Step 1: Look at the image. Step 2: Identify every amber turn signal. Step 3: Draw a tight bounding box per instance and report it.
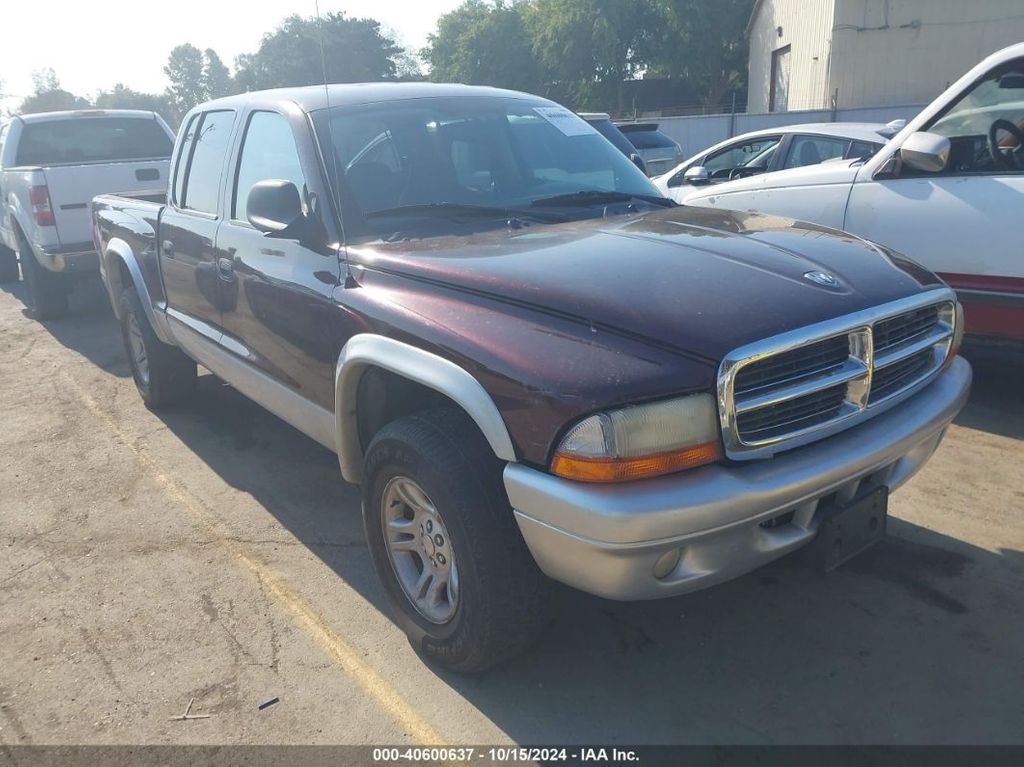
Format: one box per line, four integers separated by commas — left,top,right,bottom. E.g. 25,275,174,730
551,441,722,483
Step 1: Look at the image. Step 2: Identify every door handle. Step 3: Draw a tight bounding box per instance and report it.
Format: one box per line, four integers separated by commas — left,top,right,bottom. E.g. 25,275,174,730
162,240,175,256
217,257,235,279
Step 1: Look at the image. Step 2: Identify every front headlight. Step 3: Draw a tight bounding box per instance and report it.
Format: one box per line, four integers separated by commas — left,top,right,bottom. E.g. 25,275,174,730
550,394,722,483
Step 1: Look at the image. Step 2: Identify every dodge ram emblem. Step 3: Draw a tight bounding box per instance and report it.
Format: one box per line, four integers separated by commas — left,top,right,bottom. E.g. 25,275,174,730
803,270,840,288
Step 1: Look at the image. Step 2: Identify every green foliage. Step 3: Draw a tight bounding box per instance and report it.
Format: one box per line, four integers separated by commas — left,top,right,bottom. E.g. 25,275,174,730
164,44,207,118
424,0,752,111
202,49,235,99
526,0,659,109
423,1,540,92
645,0,755,108
19,69,90,114
233,13,404,91
94,84,174,122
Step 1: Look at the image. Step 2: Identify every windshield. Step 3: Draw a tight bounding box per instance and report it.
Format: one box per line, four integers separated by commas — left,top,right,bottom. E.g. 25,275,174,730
312,97,662,241
15,116,172,167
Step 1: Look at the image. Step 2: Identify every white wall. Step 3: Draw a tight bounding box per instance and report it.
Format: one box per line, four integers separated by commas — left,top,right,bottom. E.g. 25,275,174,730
830,0,1024,107
747,0,836,113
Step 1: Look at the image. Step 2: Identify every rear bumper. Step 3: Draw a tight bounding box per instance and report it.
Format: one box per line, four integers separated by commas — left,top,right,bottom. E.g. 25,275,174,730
505,356,971,600
35,242,98,273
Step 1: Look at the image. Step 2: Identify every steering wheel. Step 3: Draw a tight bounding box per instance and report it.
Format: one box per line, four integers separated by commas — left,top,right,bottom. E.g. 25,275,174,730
729,167,761,181
987,118,1024,170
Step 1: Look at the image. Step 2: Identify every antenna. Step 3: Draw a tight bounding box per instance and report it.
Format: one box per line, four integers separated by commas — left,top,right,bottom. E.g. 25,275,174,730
313,0,356,288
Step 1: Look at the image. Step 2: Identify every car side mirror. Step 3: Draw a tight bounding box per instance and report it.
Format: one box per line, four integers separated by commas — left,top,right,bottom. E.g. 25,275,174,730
629,152,648,175
899,131,950,173
247,179,303,235
683,166,710,185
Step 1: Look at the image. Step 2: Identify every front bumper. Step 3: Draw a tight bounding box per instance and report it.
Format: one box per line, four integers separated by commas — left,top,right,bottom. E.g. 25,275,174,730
35,242,99,273
505,356,972,600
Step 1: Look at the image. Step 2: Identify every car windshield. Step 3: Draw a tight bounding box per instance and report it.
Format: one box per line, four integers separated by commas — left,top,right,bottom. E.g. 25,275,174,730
312,97,664,241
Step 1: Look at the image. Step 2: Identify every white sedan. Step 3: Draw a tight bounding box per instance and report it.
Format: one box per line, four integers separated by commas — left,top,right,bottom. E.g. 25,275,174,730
680,43,1024,343
653,122,901,197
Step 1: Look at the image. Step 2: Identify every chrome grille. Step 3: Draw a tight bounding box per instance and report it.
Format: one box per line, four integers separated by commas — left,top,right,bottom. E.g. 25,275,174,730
718,289,957,459
874,305,940,353
734,335,850,394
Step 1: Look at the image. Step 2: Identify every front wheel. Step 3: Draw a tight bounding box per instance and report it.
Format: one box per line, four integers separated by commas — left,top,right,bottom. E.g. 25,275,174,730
362,409,551,672
0,244,18,284
119,287,197,407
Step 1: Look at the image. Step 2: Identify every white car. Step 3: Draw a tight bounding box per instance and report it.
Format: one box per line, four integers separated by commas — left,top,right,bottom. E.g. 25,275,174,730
0,109,174,318
653,122,900,196
680,43,1024,342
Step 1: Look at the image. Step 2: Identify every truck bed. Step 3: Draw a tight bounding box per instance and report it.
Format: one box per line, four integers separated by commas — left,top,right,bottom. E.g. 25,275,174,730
92,193,167,311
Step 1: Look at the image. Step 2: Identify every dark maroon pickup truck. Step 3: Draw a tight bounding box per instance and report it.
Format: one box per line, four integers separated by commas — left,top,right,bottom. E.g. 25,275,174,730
92,84,972,671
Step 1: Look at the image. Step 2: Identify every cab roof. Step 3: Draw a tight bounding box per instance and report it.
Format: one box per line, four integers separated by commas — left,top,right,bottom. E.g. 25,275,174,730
201,82,549,114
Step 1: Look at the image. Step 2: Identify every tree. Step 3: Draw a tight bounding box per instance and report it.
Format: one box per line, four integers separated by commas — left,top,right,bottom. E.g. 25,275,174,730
19,68,90,114
164,44,206,117
202,49,234,99
526,0,658,111
423,1,540,92
233,13,405,91
645,0,754,109
95,84,174,122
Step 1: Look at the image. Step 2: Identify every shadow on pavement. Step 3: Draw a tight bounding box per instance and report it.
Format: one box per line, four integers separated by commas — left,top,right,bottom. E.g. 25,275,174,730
1,275,131,379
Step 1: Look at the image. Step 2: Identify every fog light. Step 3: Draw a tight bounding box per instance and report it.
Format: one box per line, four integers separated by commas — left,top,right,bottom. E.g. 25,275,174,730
653,548,681,580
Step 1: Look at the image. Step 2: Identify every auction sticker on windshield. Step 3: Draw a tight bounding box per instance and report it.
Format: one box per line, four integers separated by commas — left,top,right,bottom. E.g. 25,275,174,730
533,106,597,136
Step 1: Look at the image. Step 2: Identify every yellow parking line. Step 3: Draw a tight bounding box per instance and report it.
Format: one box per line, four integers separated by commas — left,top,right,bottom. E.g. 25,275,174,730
66,374,447,747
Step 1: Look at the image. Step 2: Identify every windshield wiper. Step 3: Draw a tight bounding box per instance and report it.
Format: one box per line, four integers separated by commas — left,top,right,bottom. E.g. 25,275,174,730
366,202,564,223
529,190,675,208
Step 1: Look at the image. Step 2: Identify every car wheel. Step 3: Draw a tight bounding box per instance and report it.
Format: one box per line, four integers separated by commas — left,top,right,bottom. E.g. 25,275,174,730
362,408,551,672
119,287,196,407
19,236,68,319
0,244,18,284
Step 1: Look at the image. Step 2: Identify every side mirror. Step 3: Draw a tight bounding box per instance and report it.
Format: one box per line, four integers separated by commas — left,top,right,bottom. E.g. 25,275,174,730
247,179,303,235
629,152,648,175
683,166,710,185
899,131,950,173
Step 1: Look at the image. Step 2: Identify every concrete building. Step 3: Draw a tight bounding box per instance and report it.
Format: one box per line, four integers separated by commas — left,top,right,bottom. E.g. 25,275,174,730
747,0,1024,113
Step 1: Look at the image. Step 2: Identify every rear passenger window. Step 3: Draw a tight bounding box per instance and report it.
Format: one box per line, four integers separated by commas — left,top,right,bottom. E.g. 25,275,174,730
784,135,850,169
172,114,199,206
233,112,305,220
181,110,235,215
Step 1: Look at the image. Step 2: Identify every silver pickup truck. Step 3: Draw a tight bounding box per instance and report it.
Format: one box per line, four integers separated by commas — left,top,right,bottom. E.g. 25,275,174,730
0,109,174,318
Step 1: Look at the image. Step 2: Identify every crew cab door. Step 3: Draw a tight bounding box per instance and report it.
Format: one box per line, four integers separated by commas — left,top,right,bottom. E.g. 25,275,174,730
160,109,236,338
845,56,1024,339
216,109,345,411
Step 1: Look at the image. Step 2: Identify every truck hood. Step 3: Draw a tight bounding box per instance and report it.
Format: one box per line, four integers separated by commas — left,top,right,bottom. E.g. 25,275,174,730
349,205,941,363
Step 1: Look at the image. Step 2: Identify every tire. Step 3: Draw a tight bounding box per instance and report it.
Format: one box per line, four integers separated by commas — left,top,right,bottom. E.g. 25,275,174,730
18,236,68,319
362,408,551,673
119,287,197,407
0,244,18,284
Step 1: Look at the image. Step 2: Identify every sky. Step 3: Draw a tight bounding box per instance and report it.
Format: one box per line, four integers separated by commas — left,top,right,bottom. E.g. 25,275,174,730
0,0,463,111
